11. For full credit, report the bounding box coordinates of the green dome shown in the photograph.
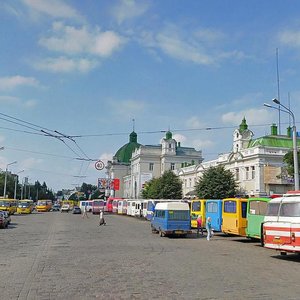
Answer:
[166,131,172,139]
[114,131,140,163]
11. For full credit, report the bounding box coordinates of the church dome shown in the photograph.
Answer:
[114,131,141,163]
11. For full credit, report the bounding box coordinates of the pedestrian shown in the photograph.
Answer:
[196,215,203,236]
[99,210,106,226]
[82,205,89,219]
[206,217,212,241]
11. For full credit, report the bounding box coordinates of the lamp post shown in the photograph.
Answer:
[3,161,17,198]
[264,99,299,190]
[14,170,24,200]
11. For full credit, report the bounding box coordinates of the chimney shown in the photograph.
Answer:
[271,123,278,135]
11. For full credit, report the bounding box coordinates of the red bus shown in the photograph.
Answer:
[106,197,122,213]
[92,199,105,214]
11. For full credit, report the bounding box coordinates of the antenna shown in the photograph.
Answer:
[132,118,135,131]
[288,92,291,127]
[276,48,281,134]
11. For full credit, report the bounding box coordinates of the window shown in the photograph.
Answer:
[241,202,247,218]
[171,163,175,170]
[249,201,268,215]
[207,202,218,213]
[169,143,172,149]
[149,163,154,171]
[251,166,255,179]
[192,201,201,212]
[266,203,280,216]
[155,210,166,218]
[280,203,300,217]
[235,168,239,181]
[168,210,189,220]
[189,178,192,187]
[224,201,236,213]
[245,167,249,180]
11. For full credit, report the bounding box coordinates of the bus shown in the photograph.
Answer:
[222,198,248,236]
[151,202,192,237]
[0,198,18,215]
[246,197,271,241]
[79,200,93,212]
[190,199,206,229]
[106,197,122,213]
[205,199,223,232]
[92,199,105,214]
[17,199,34,214]
[263,195,300,255]
[117,199,128,215]
[36,200,52,212]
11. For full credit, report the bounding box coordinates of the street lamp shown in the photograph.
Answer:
[264,99,299,190]
[14,170,24,200]
[3,161,17,198]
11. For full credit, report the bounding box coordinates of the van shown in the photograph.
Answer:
[151,202,191,237]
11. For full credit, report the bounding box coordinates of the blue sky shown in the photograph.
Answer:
[1,0,300,191]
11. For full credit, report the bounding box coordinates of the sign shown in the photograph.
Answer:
[95,160,105,170]
[98,178,110,189]
[113,178,120,190]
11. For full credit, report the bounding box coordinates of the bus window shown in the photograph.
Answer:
[266,203,280,216]
[241,202,247,218]
[224,201,236,213]
[168,210,189,220]
[192,201,201,212]
[280,203,300,217]
[207,202,218,213]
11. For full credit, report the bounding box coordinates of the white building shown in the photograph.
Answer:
[176,118,298,197]
[106,131,203,198]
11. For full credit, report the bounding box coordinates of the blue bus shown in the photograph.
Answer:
[205,199,223,232]
[151,202,191,237]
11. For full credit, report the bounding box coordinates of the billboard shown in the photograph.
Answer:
[98,178,120,190]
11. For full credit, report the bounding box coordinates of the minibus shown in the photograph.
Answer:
[190,199,206,229]
[0,198,17,215]
[17,199,34,214]
[263,195,300,255]
[151,202,191,237]
[36,200,52,212]
[79,200,93,212]
[222,198,248,236]
[205,199,222,232]
[92,199,105,214]
[246,197,271,241]
[117,199,128,215]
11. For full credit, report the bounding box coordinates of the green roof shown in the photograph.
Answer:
[114,131,141,163]
[247,135,300,148]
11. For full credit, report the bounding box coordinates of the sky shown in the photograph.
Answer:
[1,0,300,192]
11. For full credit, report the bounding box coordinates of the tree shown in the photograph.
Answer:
[141,170,182,199]
[195,165,237,199]
[283,150,300,177]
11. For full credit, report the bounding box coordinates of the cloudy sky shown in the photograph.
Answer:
[1,0,300,191]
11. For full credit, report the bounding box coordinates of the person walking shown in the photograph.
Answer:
[196,215,203,236]
[206,217,212,241]
[99,210,106,226]
[82,205,89,219]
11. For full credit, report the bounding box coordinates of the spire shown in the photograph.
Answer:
[239,117,248,133]
[132,118,135,132]
[129,131,137,143]
[166,130,172,140]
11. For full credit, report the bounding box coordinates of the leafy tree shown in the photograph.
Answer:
[141,170,182,199]
[80,182,98,200]
[195,165,237,199]
[283,150,300,178]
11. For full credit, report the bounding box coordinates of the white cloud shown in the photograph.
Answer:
[20,157,43,169]
[109,99,147,117]
[139,24,245,66]
[111,0,149,24]
[0,75,39,91]
[190,138,214,150]
[0,95,20,104]
[173,134,186,143]
[185,116,206,129]
[21,0,82,21]
[39,22,125,57]
[24,99,37,108]
[221,108,275,125]
[99,153,113,162]
[278,29,300,48]
[34,57,98,73]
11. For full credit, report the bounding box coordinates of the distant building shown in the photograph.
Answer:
[106,131,203,198]
[176,118,299,197]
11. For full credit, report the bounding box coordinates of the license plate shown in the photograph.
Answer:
[175,231,183,234]
[273,238,282,244]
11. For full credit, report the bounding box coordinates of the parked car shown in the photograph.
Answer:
[0,211,8,228]
[1,211,11,225]
[52,204,60,211]
[72,206,81,214]
[60,204,70,213]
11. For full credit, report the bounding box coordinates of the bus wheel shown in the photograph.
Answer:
[280,251,287,256]
[159,230,164,237]
[260,223,265,247]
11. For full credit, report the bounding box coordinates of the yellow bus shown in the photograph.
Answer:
[17,199,34,214]
[36,200,52,212]
[190,199,206,228]
[222,198,248,236]
[0,198,18,215]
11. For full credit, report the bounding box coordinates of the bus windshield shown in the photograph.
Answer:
[18,202,30,208]
[192,201,201,211]
[279,203,300,217]
[168,210,189,220]
[266,203,280,216]
[0,201,10,206]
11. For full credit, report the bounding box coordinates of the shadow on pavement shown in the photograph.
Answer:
[271,253,300,263]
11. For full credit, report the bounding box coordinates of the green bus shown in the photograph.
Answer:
[246,197,271,242]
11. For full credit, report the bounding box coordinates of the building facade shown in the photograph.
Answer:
[176,118,298,197]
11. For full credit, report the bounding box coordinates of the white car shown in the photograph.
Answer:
[60,204,70,213]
